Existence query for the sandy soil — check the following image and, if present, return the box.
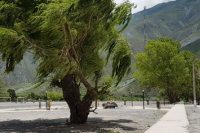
[185,105,200,133]
[0,105,168,133]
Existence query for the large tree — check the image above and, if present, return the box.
[0,0,132,123]
[134,38,192,103]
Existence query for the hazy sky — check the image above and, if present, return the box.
[115,0,175,13]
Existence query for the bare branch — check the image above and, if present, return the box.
[77,71,94,91]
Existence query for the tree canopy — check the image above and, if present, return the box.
[0,0,133,123]
[0,0,132,84]
[133,38,195,103]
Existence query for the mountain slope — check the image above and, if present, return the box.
[124,0,200,51]
[182,39,200,56]
[1,0,200,87]
[0,53,36,85]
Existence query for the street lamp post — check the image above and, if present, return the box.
[39,98,41,109]
[142,90,145,109]
[131,92,133,107]
[46,91,48,110]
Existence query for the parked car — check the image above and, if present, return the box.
[102,102,118,109]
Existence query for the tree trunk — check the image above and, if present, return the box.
[60,74,94,124]
[166,88,179,104]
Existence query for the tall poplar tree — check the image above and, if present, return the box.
[134,38,191,103]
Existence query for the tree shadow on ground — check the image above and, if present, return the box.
[0,117,138,133]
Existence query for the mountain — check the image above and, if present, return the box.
[1,0,200,88]
[182,38,200,56]
[124,0,200,51]
[0,53,36,85]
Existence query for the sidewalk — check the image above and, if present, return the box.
[145,104,189,133]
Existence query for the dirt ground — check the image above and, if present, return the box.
[185,105,200,133]
[0,101,169,133]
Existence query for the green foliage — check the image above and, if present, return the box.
[47,91,63,101]
[0,79,7,97]
[26,91,64,101]
[111,38,132,84]
[27,92,41,100]
[7,89,17,101]
[97,76,113,100]
[0,1,19,27]
[99,129,120,133]
[134,38,194,103]
[0,27,28,72]
[0,78,5,88]
[0,0,132,97]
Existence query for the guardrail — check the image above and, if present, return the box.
[0,97,11,102]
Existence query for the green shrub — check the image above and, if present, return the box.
[7,89,17,101]
[27,92,41,100]
[47,91,63,101]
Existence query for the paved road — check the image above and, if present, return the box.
[145,104,189,133]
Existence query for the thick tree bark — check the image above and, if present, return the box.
[59,74,95,124]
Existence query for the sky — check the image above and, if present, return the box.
[115,0,175,13]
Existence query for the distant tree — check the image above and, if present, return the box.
[177,51,194,102]
[27,92,40,100]
[134,38,193,103]
[174,51,200,104]
[7,89,17,101]
[0,0,132,123]
[48,91,64,101]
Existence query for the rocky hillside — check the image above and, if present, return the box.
[182,39,200,56]
[0,53,36,85]
[124,0,200,51]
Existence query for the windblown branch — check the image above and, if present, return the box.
[63,22,80,64]
[63,20,95,92]
[23,37,48,56]
[77,71,94,91]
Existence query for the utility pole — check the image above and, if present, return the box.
[193,60,197,107]
[46,91,48,110]
[142,90,145,109]
[131,92,133,106]
[143,6,147,49]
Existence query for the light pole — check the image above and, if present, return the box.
[143,6,147,48]
[39,98,41,109]
[131,92,133,107]
[142,90,145,109]
[193,61,197,107]
[46,91,48,110]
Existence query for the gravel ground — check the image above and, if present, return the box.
[0,101,170,133]
[0,109,167,133]
[185,105,200,133]
[0,101,172,110]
